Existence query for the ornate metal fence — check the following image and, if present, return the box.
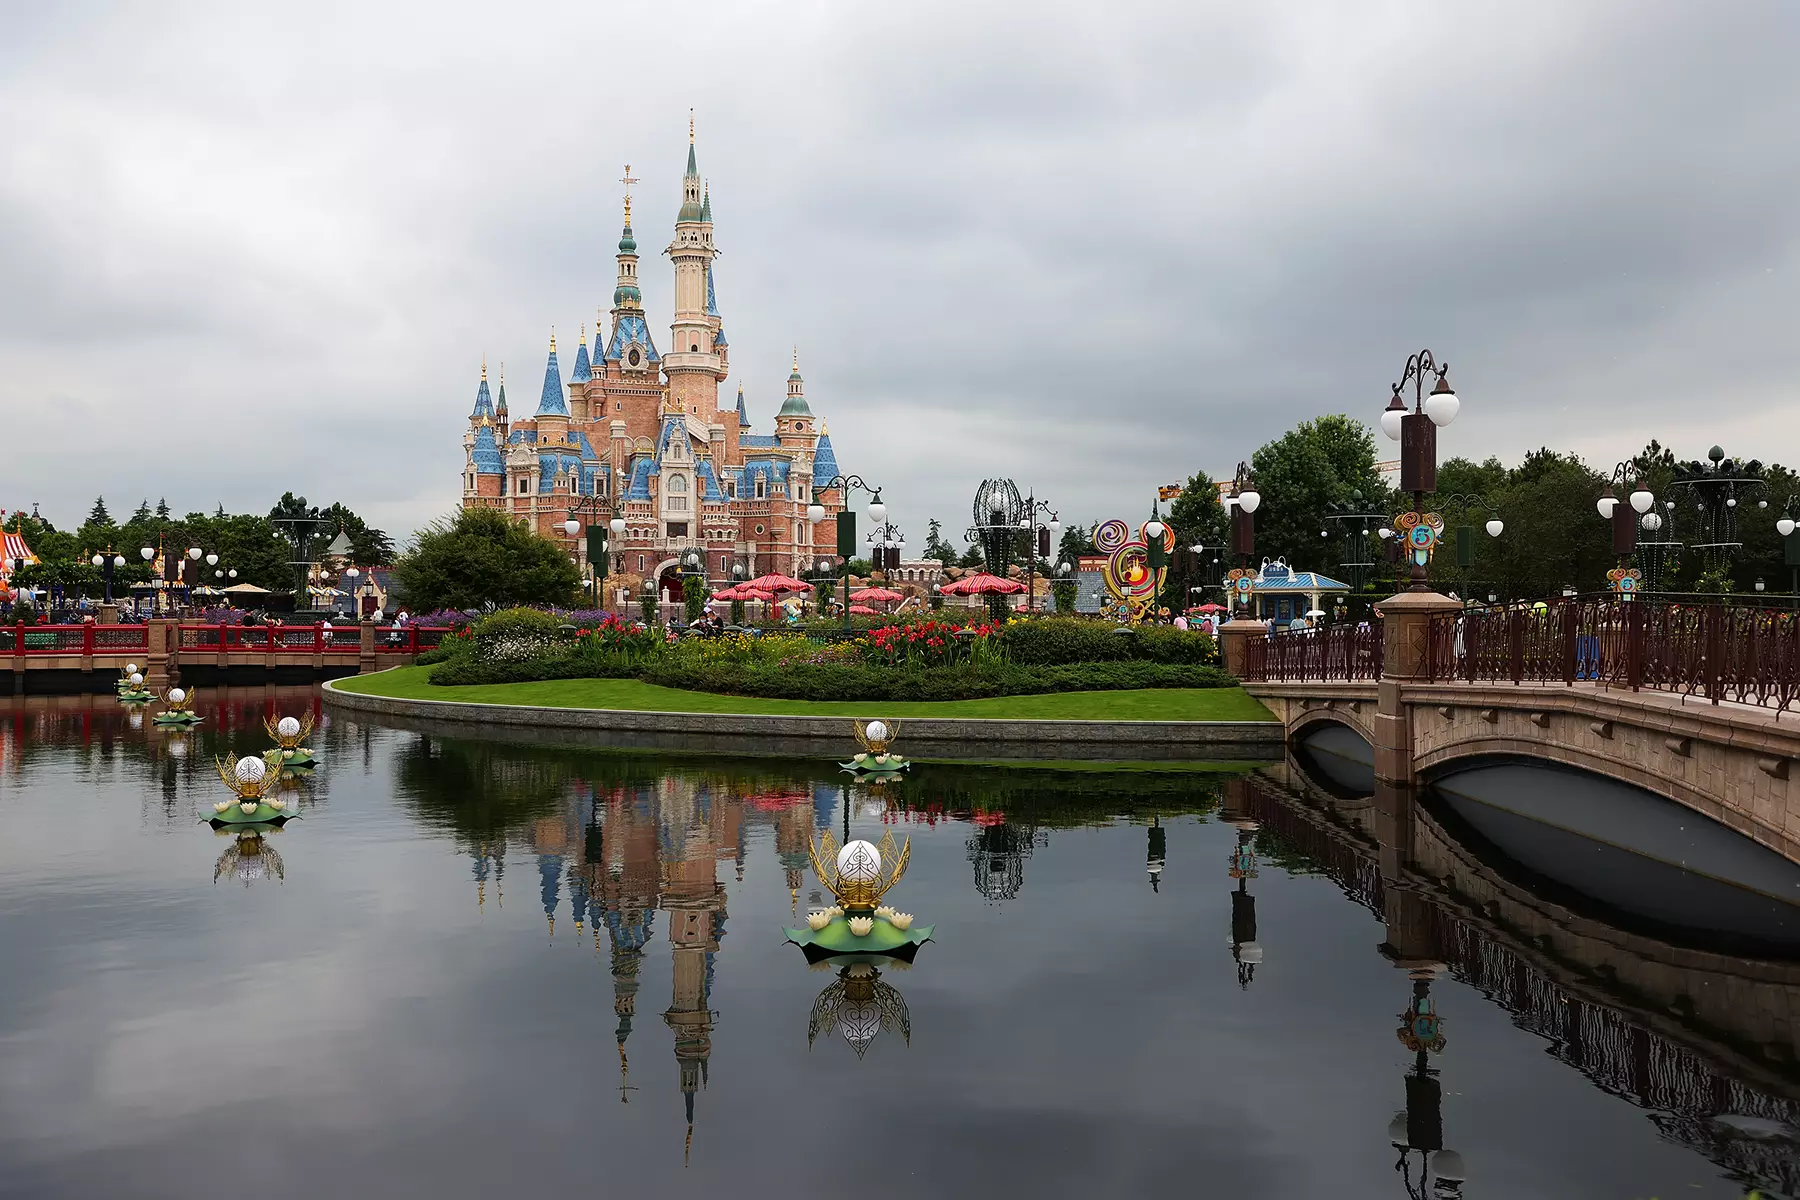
[1243,599,1800,715]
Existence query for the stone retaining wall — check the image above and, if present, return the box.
[321,677,1284,763]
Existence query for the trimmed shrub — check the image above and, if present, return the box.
[1136,625,1218,665]
[472,607,575,663]
[1001,618,1133,665]
[429,654,638,687]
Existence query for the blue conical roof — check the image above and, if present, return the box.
[536,341,568,417]
[471,423,503,475]
[735,385,749,427]
[812,432,840,484]
[571,337,592,383]
[471,373,494,420]
[705,263,719,317]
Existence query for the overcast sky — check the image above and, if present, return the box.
[4,1,1797,548]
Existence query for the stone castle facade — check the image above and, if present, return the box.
[460,123,845,602]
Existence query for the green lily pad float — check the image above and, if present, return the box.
[208,802,296,827]
[839,756,910,774]
[262,748,316,768]
[118,691,154,704]
[151,712,203,726]
[784,914,933,961]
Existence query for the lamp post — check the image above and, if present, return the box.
[1225,461,1262,621]
[566,497,626,609]
[90,549,127,607]
[1018,495,1060,615]
[1594,464,1654,599]
[1379,351,1461,590]
[343,565,361,617]
[1779,501,1800,609]
[810,474,884,632]
[1323,490,1389,606]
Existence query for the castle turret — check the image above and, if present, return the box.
[665,117,725,420]
[535,332,569,447]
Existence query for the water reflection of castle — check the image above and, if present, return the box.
[463,774,834,1157]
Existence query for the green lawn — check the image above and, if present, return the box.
[334,666,1276,721]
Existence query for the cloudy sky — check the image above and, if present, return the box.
[3,1,1797,546]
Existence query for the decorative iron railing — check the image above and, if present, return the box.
[1241,620,1384,683]
[1,624,149,654]
[1242,599,1800,715]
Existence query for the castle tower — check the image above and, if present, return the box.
[534,331,569,448]
[664,117,725,420]
[568,324,593,420]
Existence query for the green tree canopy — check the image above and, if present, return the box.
[1248,415,1391,573]
[1164,471,1229,551]
[394,507,581,611]
[922,519,959,567]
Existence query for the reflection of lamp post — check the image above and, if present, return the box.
[1146,816,1165,892]
[1224,814,1261,988]
[1389,970,1464,1199]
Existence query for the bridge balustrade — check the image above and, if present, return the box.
[1244,598,1800,715]
[5,623,450,659]
[1242,620,1383,683]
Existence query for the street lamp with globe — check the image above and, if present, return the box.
[1378,351,1462,590]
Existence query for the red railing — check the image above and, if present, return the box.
[2,623,150,654]
[3,623,448,658]
[1243,620,1385,682]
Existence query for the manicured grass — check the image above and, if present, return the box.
[335,666,1276,721]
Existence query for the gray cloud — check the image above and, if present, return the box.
[1,1,1795,546]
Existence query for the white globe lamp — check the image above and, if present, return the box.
[868,498,886,523]
[1485,518,1504,537]
[1238,488,1261,514]
[1780,518,1797,538]
[1380,395,1406,442]
[277,716,301,738]
[835,839,883,884]
[563,518,580,537]
[609,516,626,536]
[167,688,185,703]
[1423,376,1460,426]
[140,546,154,561]
[234,756,267,784]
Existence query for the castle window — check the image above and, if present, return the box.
[726,481,737,499]
[616,401,622,411]
[639,555,646,571]
[668,496,687,512]
[668,475,687,494]
[756,524,765,534]
[755,478,766,499]
[798,485,807,502]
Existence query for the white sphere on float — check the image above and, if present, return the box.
[836,839,883,883]
[277,716,300,738]
[126,663,139,674]
[129,673,143,686]
[864,720,888,742]
[234,756,267,784]
[167,688,185,703]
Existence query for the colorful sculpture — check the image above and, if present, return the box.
[1095,517,1174,624]
[1394,511,1446,571]
[151,686,203,727]
[1607,567,1642,597]
[783,828,932,961]
[117,670,153,704]
[841,718,908,777]
[263,712,318,768]
[208,755,295,828]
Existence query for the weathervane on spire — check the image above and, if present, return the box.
[481,355,487,381]
[689,108,695,143]
[620,163,638,224]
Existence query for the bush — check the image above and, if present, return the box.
[429,654,638,687]
[637,657,1233,701]
[1136,625,1218,665]
[1001,618,1133,665]
[472,607,576,663]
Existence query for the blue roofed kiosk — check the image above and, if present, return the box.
[1240,559,1351,626]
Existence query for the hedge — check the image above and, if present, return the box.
[633,658,1233,701]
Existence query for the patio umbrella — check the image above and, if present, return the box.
[222,582,271,596]
[849,587,903,603]
[938,572,1027,596]
[1190,602,1228,614]
[743,573,812,596]
[849,604,878,615]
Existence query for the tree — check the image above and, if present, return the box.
[130,499,153,525]
[1248,415,1390,572]
[319,502,396,565]
[682,573,707,623]
[155,498,171,521]
[1057,522,1098,563]
[1164,473,1229,552]
[922,519,959,567]
[86,497,113,529]
[956,544,984,568]
[393,507,581,611]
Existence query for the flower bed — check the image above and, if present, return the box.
[419,608,1227,695]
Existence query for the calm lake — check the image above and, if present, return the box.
[0,689,1796,1199]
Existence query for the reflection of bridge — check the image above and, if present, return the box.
[5,619,447,692]
[1230,595,1800,863]
[1235,764,1800,1195]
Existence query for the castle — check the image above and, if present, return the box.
[461,121,845,604]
